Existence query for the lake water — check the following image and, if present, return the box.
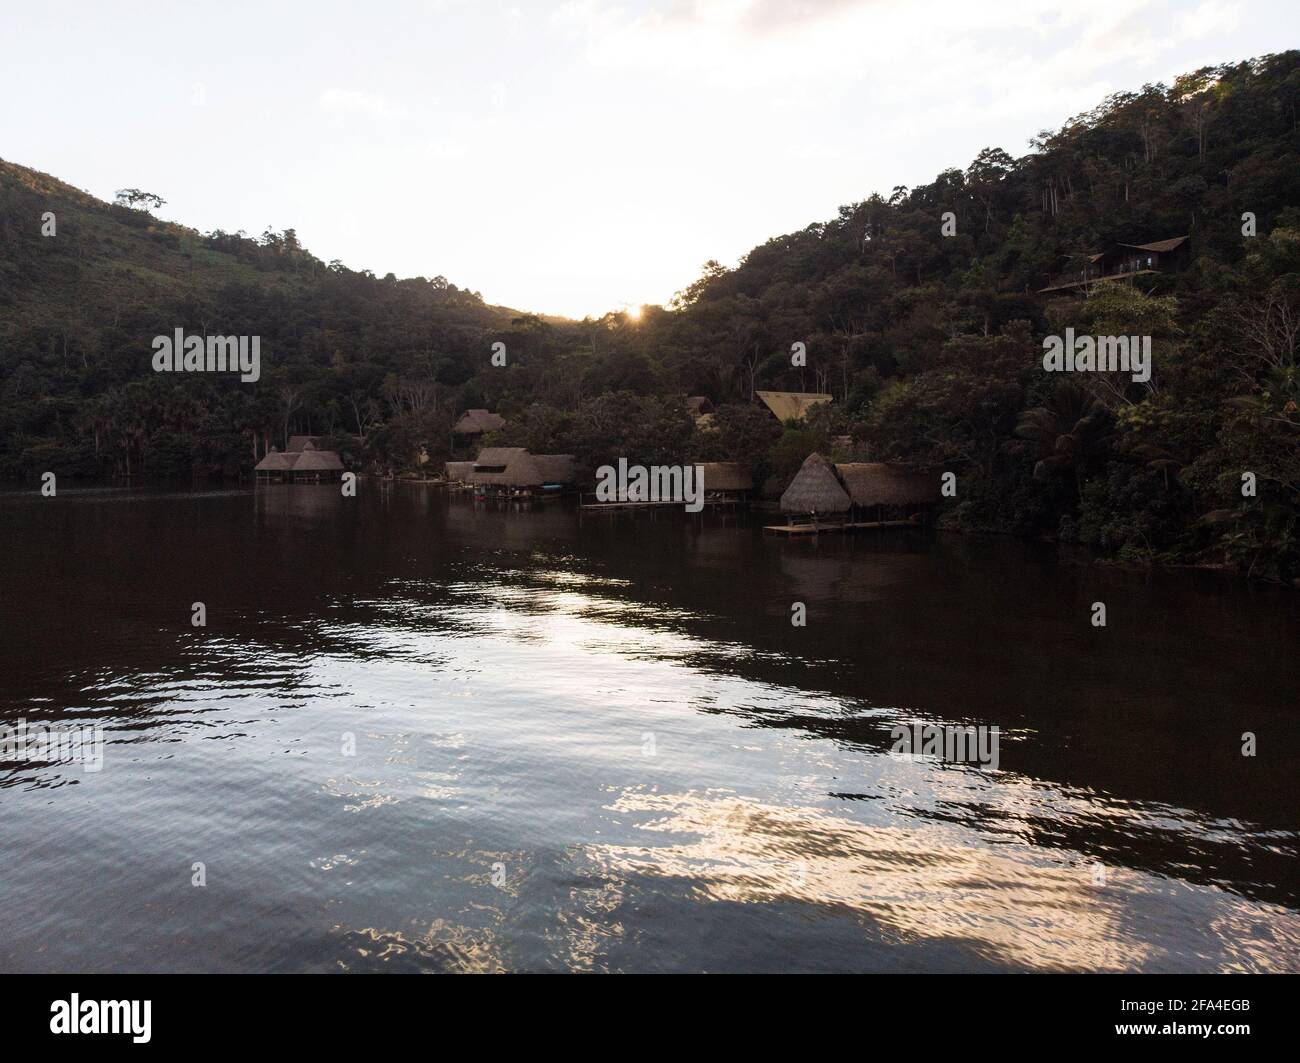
[0,485,1296,972]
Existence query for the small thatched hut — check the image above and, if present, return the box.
[780,453,850,518]
[453,409,506,438]
[696,462,753,500]
[444,460,475,483]
[835,463,939,516]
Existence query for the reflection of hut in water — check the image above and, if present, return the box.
[470,448,576,499]
[696,462,753,502]
[835,463,940,522]
[780,453,850,522]
[254,440,345,483]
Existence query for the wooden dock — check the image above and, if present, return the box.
[763,519,918,536]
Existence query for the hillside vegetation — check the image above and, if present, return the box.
[1,52,1297,579]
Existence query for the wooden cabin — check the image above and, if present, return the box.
[1039,236,1189,294]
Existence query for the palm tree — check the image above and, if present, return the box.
[1011,383,1114,497]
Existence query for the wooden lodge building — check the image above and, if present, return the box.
[469,447,577,499]
[1038,235,1190,295]
[254,440,346,483]
[779,453,939,526]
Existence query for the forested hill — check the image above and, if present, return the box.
[0,158,525,476]
[1,51,1298,580]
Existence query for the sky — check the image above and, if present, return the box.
[3,0,1297,319]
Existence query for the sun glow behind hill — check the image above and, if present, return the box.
[1,0,1291,317]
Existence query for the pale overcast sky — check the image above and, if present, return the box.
[3,1,1296,318]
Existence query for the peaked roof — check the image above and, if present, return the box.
[286,435,322,452]
[757,391,832,423]
[453,409,506,435]
[254,448,296,471]
[686,396,715,416]
[292,447,344,471]
[835,463,939,507]
[780,453,851,514]
[471,447,544,485]
[1088,235,1189,262]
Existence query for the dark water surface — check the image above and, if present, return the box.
[1,485,1296,972]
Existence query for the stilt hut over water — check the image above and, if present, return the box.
[696,462,753,501]
[780,453,850,522]
[254,447,297,482]
[287,440,344,482]
[835,462,940,522]
[470,447,540,496]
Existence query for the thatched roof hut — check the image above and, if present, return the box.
[532,454,577,485]
[471,447,544,486]
[254,447,297,473]
[453,409,506,436]
[697,462,752,493]
[757,391,832,423]
[835,463,939,508]
[445,460,475,482]
[292,440,344,473]
[286,435,322,453]
[780,453,850,514]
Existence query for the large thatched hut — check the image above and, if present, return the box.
[255,442,345,483]
[835,463,939,517]
[780,453,850,518]
[471,447,546,497]
[289,440,345,482]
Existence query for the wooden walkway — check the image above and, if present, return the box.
[763,519,918,536]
